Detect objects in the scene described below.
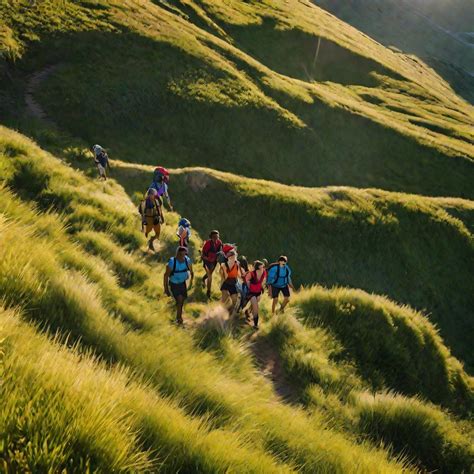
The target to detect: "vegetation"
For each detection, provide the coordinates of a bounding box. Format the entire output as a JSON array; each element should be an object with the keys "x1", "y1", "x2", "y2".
[
  {"x1": 1, "y1": 0, "x2": 473, "y2": 198},
  {"x1": 0, "y1": 0, "x2": 473, "y2": 471},
  {"x1": 315, "y1": 0, "x2": 474, "y2": 103},
  {"x1": 110, "y1": 165, "x2": 474, "y2": 372}
]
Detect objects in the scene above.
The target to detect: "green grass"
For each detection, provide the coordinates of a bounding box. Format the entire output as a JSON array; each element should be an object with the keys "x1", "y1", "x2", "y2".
[
  {"x1": 0, "y1": 2, "x2": 473, "y2": 471},
  {"x1": 0, "y1": 124, "x2": 423, "y2": 473},
  {"x1": 1, "y1": 0, "x2": 473, "y2": 198},
  {"x1": 256, "y1": 313, "x2": 474, "y2": 472},
  {"x1": 111, "y1": 165, "x2": 474, "y2": 372}
]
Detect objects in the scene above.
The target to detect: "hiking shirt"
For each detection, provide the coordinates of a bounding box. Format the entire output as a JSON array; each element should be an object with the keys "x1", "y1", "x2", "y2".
[
  {"x1": 247, "y1": 270, "x2": 267, "y2": 293},
  {"x1": 150, "y1": 181, "x2": 168, "y2": 198},
  {"x1": 97, "y1": 152, "x2": 109, "y2": 168},
  {"x1": 202, "y1": 239, "x2": 222, "y2": 263},
  {"x1": 168, "y1": 256, "x2": 192, "y2": 284},
  {"x1": 267, "y1": 265, "x2": 291, "y2": 288},
  {"x1": 224, "y1": 261, "x2": 239, "y2": 282}
]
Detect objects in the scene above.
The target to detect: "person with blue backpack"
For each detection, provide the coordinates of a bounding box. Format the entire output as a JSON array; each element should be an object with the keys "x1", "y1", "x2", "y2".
[
  {"x1": 164, "y1": 246, "x2": 194, "y2": 325},
  {"x1": 267, "y1": 256, "x2": 294, "y2": 315}
]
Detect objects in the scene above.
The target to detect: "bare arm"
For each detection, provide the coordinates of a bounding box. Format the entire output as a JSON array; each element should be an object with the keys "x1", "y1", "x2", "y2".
[
  {"x1": 163, "y1": 265, "x2": 171, "y2": 296},
  {"x1": 188, "y1": 264, "x2": 194, "y2": 288}
]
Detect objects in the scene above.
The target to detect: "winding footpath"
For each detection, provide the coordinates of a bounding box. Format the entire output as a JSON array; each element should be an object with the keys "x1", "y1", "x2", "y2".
[{"x1": 25, "y1": 64, "x2": 61, "y2": 124}]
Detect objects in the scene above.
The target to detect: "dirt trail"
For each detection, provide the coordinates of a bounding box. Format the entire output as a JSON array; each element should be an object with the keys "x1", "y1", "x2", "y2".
[
  {"x1": 250, "y1": 335, "x2": 299, "y2": 403},
  {"x1": 25, "y1": 65, "x2": 61, "y2": 124}
]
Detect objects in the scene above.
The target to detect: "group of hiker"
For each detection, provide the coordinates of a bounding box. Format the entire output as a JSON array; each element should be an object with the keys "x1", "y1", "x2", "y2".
[{"x1": 91, "y1": 146, "x2": 294, "y2": 328}]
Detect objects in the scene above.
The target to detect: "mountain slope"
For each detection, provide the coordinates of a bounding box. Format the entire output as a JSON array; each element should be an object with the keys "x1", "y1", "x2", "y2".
[
  {"x1": 110, "y1": 163, "x2": 474, "y2": 372},
  {"x1": 314, "y1": 0, "x2": 474, "y2": 103},
  {"x1": 1, "y1": 0, "x2": 473, "y2": 197},
  {"x1": 1, "y1": 125, "x2": 473, "y2": 473}
]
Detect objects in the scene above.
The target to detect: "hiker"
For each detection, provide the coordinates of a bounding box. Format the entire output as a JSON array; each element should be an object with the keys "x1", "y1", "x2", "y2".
[
  {"x1": 149, "y1": 166, "x2": 173, "y2": 211},
  {"x1": 201, "y1": 230, "x2": 223, "y2": 298},
  {"x1": 220, "y1": 249, "x2": 244, "y2": 314},
  {"x1": 267, "y1": 256, "x2": 294, "y2": 315},
  {"x1": 138, "y1": 188, "x2": 164, "y2": 252},
  {"x1": 164, "y1": 246, "x2": 194, "y2": 325},
  {"x1": 238, "y1": 256, "x2": 250, "y2": 312},
  {"x1": 244, "y1": 260, "x2": 267, "y2": 329},
  {"x1": 176, "y1": 217, "x2": 191, "y2": 248},
  {"x1": 91, "y1": 144, "x2": 110, "y2": 180}
]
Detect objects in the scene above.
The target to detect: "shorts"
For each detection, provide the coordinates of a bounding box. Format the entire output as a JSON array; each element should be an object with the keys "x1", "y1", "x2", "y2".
[
  {"x1": 221, "y1": 280, "x2": 238, "y2": 295},
  {"x1": 271, "y1": 286, "x2": 290, "y2": 299},
  {"x1": 248, "y1": 292, "x2": 262, "y2": 299},
  {"x1": 170, "y1": 282, "x2": 187, "y2": 300},
  {"x1": 203, "y1": 260, "x2": 217, "y2": 271},
  {"x1": 145, "y1": 216, "x2": 161, "y2": 235},
  {"x1": 97, "y1": 163, "x2": 106, "y2": 176}
]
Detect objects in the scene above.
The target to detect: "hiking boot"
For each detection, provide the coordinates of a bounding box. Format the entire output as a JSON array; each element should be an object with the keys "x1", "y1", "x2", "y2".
[
  {"x1": 253, "y1": 324, "x2": 259, "y2": 330},
  {"x1": 244, "y1": 309, "x2": 251, "y2": 321}
]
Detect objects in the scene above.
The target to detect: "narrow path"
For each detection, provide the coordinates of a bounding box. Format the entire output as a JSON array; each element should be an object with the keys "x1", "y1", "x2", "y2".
[
  {"x1": 250, "y1": 335, "x2": 299, "y2": 403},
  {"x1": 25, "y1": 64, "x2": 61, "y2": 124}
]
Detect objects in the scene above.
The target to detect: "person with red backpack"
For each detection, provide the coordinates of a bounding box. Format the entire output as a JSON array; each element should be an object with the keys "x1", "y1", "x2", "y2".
[
  {"x1": 149, "y1": 166, "x2": 173, "y2": 211},
  {"x1": 244, "y1": 260, "x2": 267, "y2": 330},
  {"x1": 201, "y1": 230, "x2": 223, "y2": 298}
]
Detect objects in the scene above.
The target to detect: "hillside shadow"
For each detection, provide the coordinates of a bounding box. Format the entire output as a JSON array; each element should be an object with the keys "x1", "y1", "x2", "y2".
[
  {"x1": 6, "y1": 27, "x2": 474, "y2": 200},
  {"x1": 221, "y1": 17, "x2": 402, "y2": 86}
]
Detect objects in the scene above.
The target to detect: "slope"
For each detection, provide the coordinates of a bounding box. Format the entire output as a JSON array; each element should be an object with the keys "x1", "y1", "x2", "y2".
[
  {"x1": 1, "y1": 126, "x2": 473, "y2": 473},
  {"x1": 314, "y1": 0, "x2": 474, "y2": 103},
  {"x1": 1, "y1": 0, "x2": 473, "y2": 198},
  {"x1": 110, "y1": 163, "x2": 474, "y2": 373}
]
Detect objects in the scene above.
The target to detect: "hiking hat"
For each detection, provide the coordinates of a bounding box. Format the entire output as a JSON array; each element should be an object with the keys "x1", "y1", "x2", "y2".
[
  {"x1": 278, "y1": 255, "x2": 288, "y2": 263},
  {"x1": 177, "y1": 246, "x2": 188, "y2": 254}
]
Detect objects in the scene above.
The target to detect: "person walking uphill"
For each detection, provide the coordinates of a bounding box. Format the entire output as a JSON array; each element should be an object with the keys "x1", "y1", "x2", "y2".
[
  {"x1": 220, "y1": 249, "x2": 244, "y2": 315},
  {"x1": 91, "y1": 144, "x2": 110, "y2": 180},
  {"x1": 139, "y1": 188, "x2": 164, "y2": 252},
  {"x1": 164, "y1": 246, "x2": 194, "y2": 325},
  {"x1": 201, "y1": 230, "x2": 223, "y2": 299},
  {"x1": 267, "y1": 256, "x2": 294, "y2": 315},
  {"x1": 245, "y1": 260, "x2": 266, "y2": 330}
]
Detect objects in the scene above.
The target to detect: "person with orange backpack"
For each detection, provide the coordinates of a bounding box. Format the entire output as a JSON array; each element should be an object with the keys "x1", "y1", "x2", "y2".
[
  {"x1": 201, "y1": 230, "x2": 223, "y2": 298},
  {"x1": 244, "y1": 260, "x2": 267, "y2": 330},
  {"x1": 138, "y1": 188, "x2": 164, "y2": 252}
]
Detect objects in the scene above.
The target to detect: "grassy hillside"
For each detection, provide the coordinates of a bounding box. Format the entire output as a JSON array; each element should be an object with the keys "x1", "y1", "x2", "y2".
[
  {"x1": 1, "y1": 0, "x2": 473, "y2": 198},
  {"x1": 110, "y1": 163, "x2": 474, "y2": 372},
  {"x1": 1, "y1": 126, "x2": 473, "y2": 472},
  {"x1": 314, "y1": 0, "x2": 474, "y2": 103}
]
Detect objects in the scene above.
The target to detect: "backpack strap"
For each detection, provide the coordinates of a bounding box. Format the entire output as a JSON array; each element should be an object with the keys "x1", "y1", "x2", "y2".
[{"x1": 171, "y1": 257, "x2": 177, "y2": 277}]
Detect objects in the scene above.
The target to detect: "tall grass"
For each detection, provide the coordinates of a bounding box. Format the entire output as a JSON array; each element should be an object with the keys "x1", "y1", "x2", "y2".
[
  {"x1": 0, "y1": 128, "x2": 414, "y2": 472},
  {"x1": 293, "y1": 286, "x2": 473, "y2": 415}
]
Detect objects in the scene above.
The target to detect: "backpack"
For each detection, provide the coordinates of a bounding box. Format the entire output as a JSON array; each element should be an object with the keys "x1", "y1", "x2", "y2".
[
  {"x1": 216, "y1": 243, "x2": 236, "y2": 264},
  {"x1": 202, "y1": 239, "x2": 223, "y2": 261},
  {"x1": 268, "y1": 263, "x2": 289, "y2": 286},
  {"x1": 170, "y1": 257, "x2": 190, "y2": 277},
  {"x1": 154, "y1": 166, "x2": 170, "y2": 184},
  {"x1": 143, "y1": 197, "x2": 160, "y2": 217}
]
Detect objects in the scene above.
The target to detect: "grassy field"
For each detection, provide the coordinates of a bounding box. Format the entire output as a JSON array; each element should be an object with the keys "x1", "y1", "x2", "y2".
[
  {"x1": 1, "y1": 0, "x2": 473, "y2": 198},
  {"x1": 1, "y1": 1, "x2": 473, "y2": 471},
  {"x1": 109, "y1": 163, "x2": 474, "y2": 372},
  {"x1": 0, "y1": 125, "x2": 472, "y2": 472}
]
